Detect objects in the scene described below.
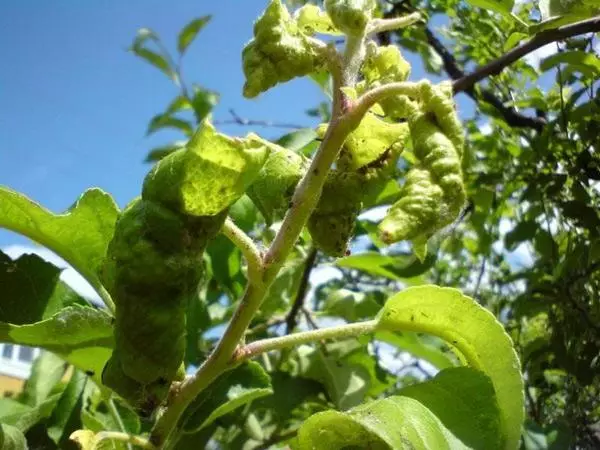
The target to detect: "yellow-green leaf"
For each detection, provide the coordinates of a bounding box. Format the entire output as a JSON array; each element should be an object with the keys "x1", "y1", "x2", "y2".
[{"x1": 376, "y1": 285, "x2": 524, "y2": 449}]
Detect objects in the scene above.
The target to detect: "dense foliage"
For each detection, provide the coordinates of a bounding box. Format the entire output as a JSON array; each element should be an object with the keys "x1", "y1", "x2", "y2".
[{"x1": 0, "y1": 0, "x2": 599, "y2": 449}]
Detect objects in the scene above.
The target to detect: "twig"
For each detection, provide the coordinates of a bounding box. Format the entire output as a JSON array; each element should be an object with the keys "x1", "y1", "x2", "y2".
[
  {"x1": 214, "y1": 109, "x2": 307, "y2": 129},
  {"x1": 302, "y1": 307, "x2": 320, "y2": 330},
  {"x1": 221, "y1": 217, "x2": 263, "y2": 282},
  {"x1": 233, "y1": 320, "x2": 378, "y2": 363},
  {"x1": 285, "y1": 248, "x2": 318, "y2": 334},
  {"x1": 95, "y1": 431, "x2": 156, "y2": 449},
  {"x1": 473, "y1": 258, "x2": 487, "y2": 298},
  {"x1": 453, "y1": 16, "x2": 600, "y2": 93},
  {"x1": 422, "y1": 27, "x2": 546, "y2": 131}
]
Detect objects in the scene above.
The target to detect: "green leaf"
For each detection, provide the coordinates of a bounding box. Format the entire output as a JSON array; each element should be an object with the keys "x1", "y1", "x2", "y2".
[
  {"x1": 466, "y1": 0, "x2": 514, "y2": 16},
  {"x1": 375, "y1": 330, "x2": 456, "y2": 370},
  {"x1": 0, "y1": 392, "x2": 63, "y2": 433},
  {"x1": 539, "y1": 0, "x2": 599, "y2": 21},
  {"x1": 0, "y1": 251, "x2": 63, "y2": 324},
  {"x1": 275, "y1": 128, "x2": 317, "y2": 152},
  {"x1": 376, "y1": 285, "x2": 524, "y2": 449},
  {"x1": 504, "y1": 31, "x2": 527, "y2": 51},
  {"x1": 504, "y1": 220, "x2": 538, "y2": 250},
  {"x1": 182, "y1": 362, "x2": 273, "y2": 433},
  {"x1": 190, "y1": 87, "x2": 219, "y2": 123},
  {"x1": 540, "y1": 50, "x2": 600, "y2": 78},
  {"x1": 142, "y1": 120, "x2": 270, "y2": 216},
  {"x1": 0, "y1": 424, "x2": 27, "y2": 450},
  {"x1": 295, "y1": 367, "x2": 504, "y2": 450},
  {"x1": 322, "y1": 289, "x2": 382, "y2": 322},
  {"x1": 19, "y1": 351, "x2": 67, "y2": 407},
  {"x1": 335, "y1": 251, "x2": 436, "y2": 281},
  {"x1": 335, "y1": 252, "x2": 403, "y2": 280},
  {"x1": 296, "y1": 345, "x2": 370, "y2": 410},
  {"x1": 0, "y1": 187, "x2": 119, "y2": 302},
  {"x1": 0, "y1": 306, "x2": 114, "y2": 386},
  {"x1": 177, "y1": 16, "x2": 211, "y2": 54},
  {"x1": 295, "y1": 396, "x2": 467, "y2": 449},
  {"x1": 47, "y1": 370, "x2": 87, "y2": 445},
  {"x1": 398, "y1": 368, "x2": 503, "y2": 449},
  {"x1": 130, "y1": 47, "x2": 176, "y2": 80},
  {"x1": 146, "y1": 113, "x2": 194, "y2": 136}
]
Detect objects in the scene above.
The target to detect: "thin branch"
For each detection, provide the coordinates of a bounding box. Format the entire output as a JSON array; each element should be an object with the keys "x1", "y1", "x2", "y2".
[
  {"x1": 302, "y1": 307, "x2": 320, "y2": 330},
  {"x1": 367, "y1": 12, "x2": 422, "y2": 35},
  {"x1": 285, "y1": 248, "x2": 318, "y2": 334},
  {"x1": 422, "y1": 26, "x2": 546, "y2": 131},
  {"x1": 221, "y1": 217, "x2": 263, "y2": 282},
  {"x1": 453, "y1": 16, "x2": 600, "y2": 93},
  {"x1": 233, "y1": 320, "x2": 378, "y2": 363},
  {"x1": 95, "y1": 432, "x2": 156, "y2": 450},
  {"x1": 214, "y1": 109, "x2": 306, "y2": 129}
]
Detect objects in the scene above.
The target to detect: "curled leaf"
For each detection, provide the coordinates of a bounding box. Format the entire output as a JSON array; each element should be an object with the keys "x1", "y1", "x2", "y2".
[
  {"x1": 142, "y1": 119, "x2": 270, "y2": 217},
  {"x1": 247, "y1": 142, "x2": 310, "y2": 224},
  {"x1": 242, "y1": 0, "x2": 327, "y2": 98},
  {"x1": 324, "y1": 0, "x2": 376, "y2": 36},
  {"x1": 295, "y1": 4, "x2": 342, "y2": 35},
  {"x1": 376, "y1": 285, "x2": 525, "y2": 449}
]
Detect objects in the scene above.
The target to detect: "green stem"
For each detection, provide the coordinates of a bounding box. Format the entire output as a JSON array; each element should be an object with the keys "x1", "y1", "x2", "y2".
[
  {"x1": 97, "y1": 284, "x2": 116, "y2": 314},
  {"x1": 234, "y1": 320, "x2": 378, "y2": 363},
  {"x1": 108, "y1": 397, "x2": 133, "y2": 450},
  {"x1": 221, "y1": 216, "x2": 263, "y2": 282},
  {"x1": 96, "y1": 431, "x2": 156, "y2": 449},
  {"x1": 367, "y1": 12, "x2": 422, "y2": 34}
]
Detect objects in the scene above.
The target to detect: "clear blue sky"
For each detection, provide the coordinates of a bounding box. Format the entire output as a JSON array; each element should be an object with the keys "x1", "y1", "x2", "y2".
[{"x1": 0, "y1": 0, "x2": 455, "y2": 251}]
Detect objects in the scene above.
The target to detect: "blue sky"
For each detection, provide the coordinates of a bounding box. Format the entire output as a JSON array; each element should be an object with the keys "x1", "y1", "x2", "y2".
[{"x1": 0, "y1": 0, "x2": 330, "y2": 248}]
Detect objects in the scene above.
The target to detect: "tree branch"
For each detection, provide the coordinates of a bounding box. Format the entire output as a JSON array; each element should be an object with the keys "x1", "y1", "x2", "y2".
[
  {"x1": 285, "y1": 247, "x2": 318, "y2": 334},
  {"x1": 422, "y1": 27, "x2": 546, "y2": 131},
  {"x1": 214, "y1": 109, "x2": 306, "y2": 129},
  {"x1": 453, "y1": 16, "x2": 600, "y2": 94}
]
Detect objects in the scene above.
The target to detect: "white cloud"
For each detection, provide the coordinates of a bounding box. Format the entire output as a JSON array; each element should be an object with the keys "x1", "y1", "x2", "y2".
[{"x1": 2, "y1": 244, "x2": 101, "y2": 304}]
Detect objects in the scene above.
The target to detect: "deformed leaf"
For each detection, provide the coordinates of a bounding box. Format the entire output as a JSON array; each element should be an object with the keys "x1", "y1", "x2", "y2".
[
  {"x1": 178, "y1": 16, "x2": 211, "y2": 54},
  {"x1": 143, "y1": 119, "x2": 270, "y2": 216},
  {"x1": 182, "y1": 362, "x2": 273, "y2": 433},
  {"x1": 294, "y1": 4, "x2": 342, "y2": 35},
  {"x1": 376, "y1": 285, "x2": 524, "y2": 449},
  {"x1": 242, "y1": 0, "x2": 327, "y2": 98},
  {"x1": 0, "y1": 187, "x2": 119, "y2": 301}
]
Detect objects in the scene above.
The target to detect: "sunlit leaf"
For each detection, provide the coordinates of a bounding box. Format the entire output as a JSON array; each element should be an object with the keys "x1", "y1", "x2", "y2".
[
  {"x1": 376, "y1": 285, "x2": 524, "y2": 449},
  {"x1": 0, "y1": 187, "x2": 119, "y2": 302}
]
